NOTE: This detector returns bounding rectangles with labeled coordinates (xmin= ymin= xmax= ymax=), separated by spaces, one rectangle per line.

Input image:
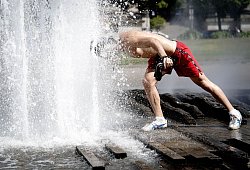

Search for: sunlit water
xmin=0 ymin=0 xmax=102 ymax=144
xmin=0 ymin=0 xmax=158 ymax=168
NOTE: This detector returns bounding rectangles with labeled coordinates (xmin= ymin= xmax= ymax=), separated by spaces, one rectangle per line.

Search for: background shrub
xmin=211 ymin=31 xmax=232 ymax=39
xmin=150 ymin=16 xmax=166 ymax=30
xmin=240 ymin=31 xmax=250 ymax=38
xmin=177 ymin=29 xmax=203 ymax=40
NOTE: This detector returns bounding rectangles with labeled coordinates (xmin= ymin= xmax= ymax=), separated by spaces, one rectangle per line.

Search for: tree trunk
xmin=234 ymin=13 xmax=241 ymax=31
xmin=218 ymin=15 xmax=222 ymax=31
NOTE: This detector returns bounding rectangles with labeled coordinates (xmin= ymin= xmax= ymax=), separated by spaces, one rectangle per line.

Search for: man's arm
xmin=135 ymin=37 xmax=174 ymax=68
xmin=137 ymin=37 xmax=167 ymax=58
xmin=134 ymin=47 xmax=157 ymax=58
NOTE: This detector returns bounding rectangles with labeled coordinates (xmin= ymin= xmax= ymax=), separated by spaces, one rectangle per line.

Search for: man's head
xmin=90 ymin=35 xmax=118 ymax=59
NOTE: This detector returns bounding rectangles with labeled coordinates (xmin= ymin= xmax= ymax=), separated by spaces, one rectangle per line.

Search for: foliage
xmin=109 ymin=0 xmax=250 ymax=34
xmin=239 ymin=31 xmax=250 ymax=38
xmin=177 ymin=30 xmax=250 ymax=39
xmin=228 ymin=0 xmax=250 ymax=14
xmin=150 ymin=16 xmax=166 ymax=30
xmin=157 ymin=0 xmax=168 ymax=9
xmin=109 ymin=0 xmax=182 ymax=21
xmin=227 ymin=0 xmax=250 ymax=30
xmin=177 ymin=30 xmax=203 ymax=40
xmin=193 ymin=0 xmax=250 ymax=31
xmin=211 ymin=0 xmax=228 ymax=17
xmin=210 ymin=31 xmax=232 ymax=39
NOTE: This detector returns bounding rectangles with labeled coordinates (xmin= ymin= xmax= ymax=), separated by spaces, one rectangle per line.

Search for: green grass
xmin=119 ymin=57 xmax=148 ymax=65
xmin=182 ymin=38 xmax=250 ymax=62
xmin=120 ymin=38 xmax=250 ymax=65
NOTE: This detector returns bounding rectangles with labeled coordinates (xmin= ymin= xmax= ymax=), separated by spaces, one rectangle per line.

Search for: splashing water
xmin=0 ymin=0 xmax=114 ymax=146
xmin=0 ymin=1 xmax=167 ymax=168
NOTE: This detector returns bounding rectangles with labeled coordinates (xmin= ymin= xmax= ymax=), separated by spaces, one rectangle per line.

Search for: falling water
xmin=0 ymin=0 xmax=105 ymax=144
xmin=0 ymin=1 xmax=180 ymax=168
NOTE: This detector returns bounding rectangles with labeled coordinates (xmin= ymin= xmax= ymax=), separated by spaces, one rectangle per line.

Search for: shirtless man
xmin=119 ymin=30 xmax=242 ymax=131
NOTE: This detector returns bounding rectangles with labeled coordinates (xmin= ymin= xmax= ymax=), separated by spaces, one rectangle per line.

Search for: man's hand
xmin=163 ymin=57 xmax=174 ymax=69
xmin=154 ymin=56 xmax=176 ymax=81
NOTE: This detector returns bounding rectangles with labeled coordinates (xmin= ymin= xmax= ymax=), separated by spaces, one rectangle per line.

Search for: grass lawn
xmin=183 ymin=38 xmax=250 ymax=62
xmin=120 ymin=38 xmax=250 ymax=65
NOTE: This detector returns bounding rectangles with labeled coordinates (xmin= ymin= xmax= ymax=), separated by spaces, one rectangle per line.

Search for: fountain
xmin=0 ymin=1 xmax=159 ymax=168
xmin=0 ymin=0 xmax=113 ymax=144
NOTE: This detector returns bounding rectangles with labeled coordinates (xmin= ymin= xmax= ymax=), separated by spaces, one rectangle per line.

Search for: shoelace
xmin=230 ymin=115 xmax=241 ymax=124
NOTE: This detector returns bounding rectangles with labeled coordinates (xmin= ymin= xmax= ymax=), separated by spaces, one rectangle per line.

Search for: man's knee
xmin=191 ymin=74 xmax=219 ymax=93
xmin=143 ymin=78 xmax=157 ymax=90
xmin=143 ymin=78 xmax=152 ymax=89
xmin=143 ymin=72 xmax=156 ymax=88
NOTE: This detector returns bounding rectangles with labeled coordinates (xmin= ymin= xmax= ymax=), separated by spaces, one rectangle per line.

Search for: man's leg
xmin=190 ymin=73 xmax=234 ymax=111
xmin=141 ymin=71 xmax=167 ymax=131
xmin=143 ymin=71 xmax=164 ymax=117
xmin=190 ymin=73 xmax=242 ymax=129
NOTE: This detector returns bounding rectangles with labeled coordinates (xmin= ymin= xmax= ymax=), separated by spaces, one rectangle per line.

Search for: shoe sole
xmin=142 ymin=124 xmax=167 ymax=131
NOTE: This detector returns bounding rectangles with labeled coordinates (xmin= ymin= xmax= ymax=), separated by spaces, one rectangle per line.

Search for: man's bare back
xmin=119 ymin=30 xmax=177 ymax=58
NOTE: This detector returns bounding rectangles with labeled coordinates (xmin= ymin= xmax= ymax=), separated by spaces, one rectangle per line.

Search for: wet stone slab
xmin=120 ymin=89 xmax=250 ymax=169
xmin=105 ymin=144 xmax=127 ymax=159
xmin=134 ymin=161 xmax=155 ymax=170
xmin=176 ymin=127 xmax=249 ymax=169
xmin=121 ymin=89 xmax=249 ymax=124
xmin=75 ymin=146 xmax=105 ymax=170
xmin=72 ymin=90 xmax=249 ymax=169
xmin=130 ymin=128 xmax=223 ymax=167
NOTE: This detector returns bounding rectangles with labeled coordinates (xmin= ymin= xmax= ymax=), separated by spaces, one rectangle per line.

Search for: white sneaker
xmin=142 ymin=119 xmax=167 ymax=131
xmin=229 ymin=109 xmax=242 ymax=130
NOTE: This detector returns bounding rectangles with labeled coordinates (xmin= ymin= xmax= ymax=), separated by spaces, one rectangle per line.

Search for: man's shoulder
xmin=151 ymin=31 xmax=169 ymax=39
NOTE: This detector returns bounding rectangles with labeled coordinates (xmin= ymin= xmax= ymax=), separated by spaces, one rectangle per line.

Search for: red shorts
xmin=147 ymin=41 xmax=203 ymax=77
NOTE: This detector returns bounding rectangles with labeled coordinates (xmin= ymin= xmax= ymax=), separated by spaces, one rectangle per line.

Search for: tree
xmin=227 ymin=0 xmax=250 ymax=31
xmin=192 ymin=0 xmax=211 ymax=32
xmin=210 ymin=0 xmax=229 ymax=31
xmin=109 ymin=0 xmax=182 ymax=21
xmin=193 ymin=0 xmax=250 ymax=32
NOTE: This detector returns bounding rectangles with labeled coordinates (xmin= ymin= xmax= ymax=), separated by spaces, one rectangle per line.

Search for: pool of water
xmin=0 ymin=132 xmax=160 ymax=169
xmin=0 ymin=112 xmax=162 ymax=169
xmin=0 ymin=146 xmax=88 ymax=169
